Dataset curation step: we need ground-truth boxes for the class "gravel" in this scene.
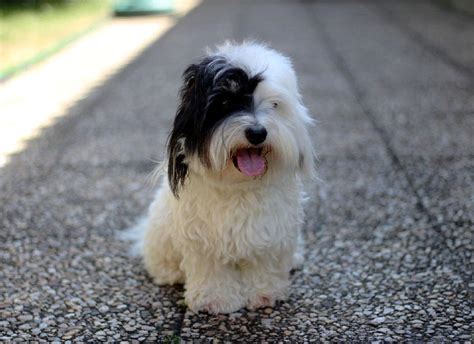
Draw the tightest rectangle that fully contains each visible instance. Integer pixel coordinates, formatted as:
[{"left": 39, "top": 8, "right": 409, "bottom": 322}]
[{"left": 1, "top": 0, "right": 472, "bottom": 341}]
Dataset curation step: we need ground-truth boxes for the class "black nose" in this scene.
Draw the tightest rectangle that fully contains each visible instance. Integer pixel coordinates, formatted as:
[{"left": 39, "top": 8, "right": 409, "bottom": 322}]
[{"left": 245, "top": 125, "right": 267, "bottom": 145}]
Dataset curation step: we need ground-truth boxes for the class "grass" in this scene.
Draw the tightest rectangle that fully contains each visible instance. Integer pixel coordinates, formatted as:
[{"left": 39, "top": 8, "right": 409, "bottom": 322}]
[
  {"left": 0, "top": 0, "right": 112, "bottom": 77},
  {"left": 163, "top": 335, "right": 181, "bottom": 344}
]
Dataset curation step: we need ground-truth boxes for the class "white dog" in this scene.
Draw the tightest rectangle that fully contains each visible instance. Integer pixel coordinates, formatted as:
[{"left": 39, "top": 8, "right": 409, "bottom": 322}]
[{"left": 131, "top": 41, "right": 315, "bottom": 314}]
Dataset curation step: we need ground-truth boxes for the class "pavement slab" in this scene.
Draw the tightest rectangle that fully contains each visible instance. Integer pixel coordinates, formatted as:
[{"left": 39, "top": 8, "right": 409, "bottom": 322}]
[
  {"left": 1, "top": 0, "right": 473, "bottom": 341},
  {"left": 0, "top": 167, "right": 183, "bottom": 342},
  {"left": 310, "top": 1, "right": 473, "bottom": 224},
  {"left": 374, "top": 1, "right": 474, "bottom": 79}
]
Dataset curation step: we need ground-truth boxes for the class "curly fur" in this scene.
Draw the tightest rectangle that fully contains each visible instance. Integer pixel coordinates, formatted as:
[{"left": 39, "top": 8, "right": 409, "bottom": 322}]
[{"left": 128, "top": 41, "right": 315, "bottom": 314}]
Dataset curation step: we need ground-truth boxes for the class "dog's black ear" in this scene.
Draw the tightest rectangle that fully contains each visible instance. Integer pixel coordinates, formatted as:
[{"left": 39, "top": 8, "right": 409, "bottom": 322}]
[
  {"left": 167, "top": 62, "right": 203, "bottom": 197},
  {"left": 167, "top": 56, "right": 230, "bottom": 196}
]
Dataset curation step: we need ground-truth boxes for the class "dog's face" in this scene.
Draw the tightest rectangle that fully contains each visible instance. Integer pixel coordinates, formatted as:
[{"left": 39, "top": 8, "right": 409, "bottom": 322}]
[{"left": 167, "top": 43, "right": 314, "bottom": 196}]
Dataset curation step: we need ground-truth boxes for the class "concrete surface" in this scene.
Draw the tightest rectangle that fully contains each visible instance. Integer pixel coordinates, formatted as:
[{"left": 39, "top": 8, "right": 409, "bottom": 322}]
[{"left": 0, "top": 0, "right": 472, "bottom": 341}]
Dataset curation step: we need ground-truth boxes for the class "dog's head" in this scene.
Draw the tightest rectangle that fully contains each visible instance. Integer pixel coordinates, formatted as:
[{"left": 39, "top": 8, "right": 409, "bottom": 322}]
[{"left": 167, "top": 42, "right": 315, "bottom": 196}]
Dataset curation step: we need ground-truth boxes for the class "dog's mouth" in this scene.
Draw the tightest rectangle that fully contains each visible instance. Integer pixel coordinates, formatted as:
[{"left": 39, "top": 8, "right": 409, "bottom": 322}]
[{"left": 232, "top": 147, "right": 268, "bottom": 177}]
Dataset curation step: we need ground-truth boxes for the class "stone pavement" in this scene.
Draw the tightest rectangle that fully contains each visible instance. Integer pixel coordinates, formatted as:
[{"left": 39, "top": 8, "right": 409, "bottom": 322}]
[{"left": 0, "top": 0, "right": 472, "bottom": 341}]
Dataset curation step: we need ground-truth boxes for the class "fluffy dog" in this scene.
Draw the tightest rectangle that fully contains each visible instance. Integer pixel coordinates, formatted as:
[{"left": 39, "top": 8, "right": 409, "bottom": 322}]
[{"left": 132, "top": 41, "right": 315, "bottom": 314}]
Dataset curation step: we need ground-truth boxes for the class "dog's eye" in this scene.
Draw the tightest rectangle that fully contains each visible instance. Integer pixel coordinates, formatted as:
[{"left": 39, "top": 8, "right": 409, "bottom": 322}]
[
  {"left": 272, "top": 102, "right": 278, "bottom": 109},
  {"left": 222, "top": 100, "right": 229, "bottom": 106}
]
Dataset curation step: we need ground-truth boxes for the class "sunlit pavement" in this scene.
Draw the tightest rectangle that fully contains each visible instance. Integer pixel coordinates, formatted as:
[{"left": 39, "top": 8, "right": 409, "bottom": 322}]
[
  {"left": 0, "top": 0, "right": 473, "bottom": 341},
  {"left": 0, "top": 0, "right": 200, "bottom": 167}
]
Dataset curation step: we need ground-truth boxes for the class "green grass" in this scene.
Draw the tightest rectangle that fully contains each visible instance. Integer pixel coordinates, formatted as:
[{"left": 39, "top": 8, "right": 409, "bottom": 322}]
[
  {"left": 0, "top": 0, "right": 111, "bottom": 77},
  {"left": 163, "top": 334, "right": 181, "bottom": 344}
]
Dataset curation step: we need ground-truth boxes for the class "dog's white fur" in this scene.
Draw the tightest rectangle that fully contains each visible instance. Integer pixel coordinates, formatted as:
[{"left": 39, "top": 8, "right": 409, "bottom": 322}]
[{"left": 130, "top": 42, "right": 315, "bottom": 314}]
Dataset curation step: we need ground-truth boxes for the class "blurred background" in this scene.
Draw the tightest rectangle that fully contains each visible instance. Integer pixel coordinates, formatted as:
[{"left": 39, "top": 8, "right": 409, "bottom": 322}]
[
  {"left": 1, "top": 0, "right": 111, "bottom": 78},
  {"left": 2, "top": 0, "right": 472, "bottom": 79},
  {"left": 0, "top": 0, "right": 199, "bottom": 166},
  {"left": 0, "top": 0, "right": 473, "bottom": 341},
  {"left": 0, "top": 0, "right": 472, "bottom": 166}
]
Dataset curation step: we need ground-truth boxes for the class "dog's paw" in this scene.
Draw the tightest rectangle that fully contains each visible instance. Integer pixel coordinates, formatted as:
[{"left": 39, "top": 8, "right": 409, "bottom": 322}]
[
  {"left": 247, "top": 294, "right": 276, "bottom": 310},
  {"left": 247, "top": 290, "right": 288, "bottom": 311},
  {"left": 186, "top": 292, "right": 246, "bottom": 314}
]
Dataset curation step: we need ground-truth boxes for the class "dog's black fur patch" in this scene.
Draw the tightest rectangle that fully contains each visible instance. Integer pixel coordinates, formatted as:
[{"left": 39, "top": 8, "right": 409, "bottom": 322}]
[{"left": 167, "top": 56, "right": 263, "bottom": 197}]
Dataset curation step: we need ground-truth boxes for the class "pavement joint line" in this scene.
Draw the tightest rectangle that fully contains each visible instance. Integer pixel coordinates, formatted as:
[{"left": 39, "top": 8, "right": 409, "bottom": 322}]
[
  {"left": 305, "top": 3, "right": 455, "bottom": 255},
  {"left": 308, "top": 7, "right": 473, "bottom": 290},
  {"left": 178, "top": 1, "right": 247, "bottom": 336},
  {"left": 371, "top": 2, "right": 474, "bottom": 85}
]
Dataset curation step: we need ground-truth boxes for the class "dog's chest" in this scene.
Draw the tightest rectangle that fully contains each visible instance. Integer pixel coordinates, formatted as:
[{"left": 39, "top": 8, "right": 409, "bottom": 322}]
[{"left": 175, "top": 183, "right": 304, "bottom": 261}]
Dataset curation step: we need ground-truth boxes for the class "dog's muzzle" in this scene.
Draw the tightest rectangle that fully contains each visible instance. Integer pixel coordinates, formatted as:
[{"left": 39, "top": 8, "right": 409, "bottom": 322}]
[{"left": 231, "top": 125, "right": 269, "bottom": 177}]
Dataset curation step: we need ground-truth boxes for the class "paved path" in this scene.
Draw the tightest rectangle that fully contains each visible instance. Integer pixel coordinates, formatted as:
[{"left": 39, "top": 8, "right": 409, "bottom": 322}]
[
  {"left": 1, "top": 0, "right": 472, "bottom": 341},
  {"left": 0, "top": 0, "right": 199, "bottom": 167}
]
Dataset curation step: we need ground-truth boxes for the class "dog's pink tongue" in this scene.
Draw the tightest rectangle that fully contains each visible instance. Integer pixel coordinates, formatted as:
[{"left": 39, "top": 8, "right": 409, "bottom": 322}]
[{"left": 236, "top": 149, "right": 266, "bottom": 177}]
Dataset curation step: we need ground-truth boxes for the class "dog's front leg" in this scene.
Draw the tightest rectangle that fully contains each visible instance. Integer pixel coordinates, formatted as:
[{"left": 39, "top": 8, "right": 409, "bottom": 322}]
[
  {"left": 242, "top": 253, "right": 293, "bottom": 310},
  {"left": 182, "top": 254, "right": 246, "bottom": 314}
]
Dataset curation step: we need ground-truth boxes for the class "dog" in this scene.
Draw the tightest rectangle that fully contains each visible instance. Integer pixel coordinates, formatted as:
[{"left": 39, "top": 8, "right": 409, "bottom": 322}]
[{"left": 131, "top": 41, "right": 315, "bottom": 314}]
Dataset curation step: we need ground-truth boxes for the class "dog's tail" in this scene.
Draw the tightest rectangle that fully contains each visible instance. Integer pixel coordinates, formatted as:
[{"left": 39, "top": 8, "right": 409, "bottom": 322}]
[{"left": 118, "top": 216, "right": 149, "bottom": 257}]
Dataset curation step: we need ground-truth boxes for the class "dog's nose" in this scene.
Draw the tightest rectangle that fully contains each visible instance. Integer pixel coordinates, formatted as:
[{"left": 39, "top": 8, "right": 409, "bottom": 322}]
[{"left": 245, "top": 125, "right": 267, "bottom": 145}]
